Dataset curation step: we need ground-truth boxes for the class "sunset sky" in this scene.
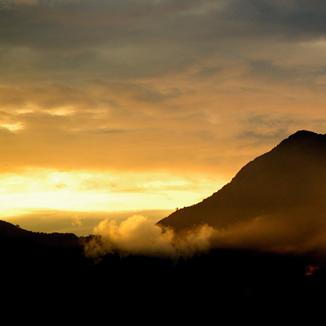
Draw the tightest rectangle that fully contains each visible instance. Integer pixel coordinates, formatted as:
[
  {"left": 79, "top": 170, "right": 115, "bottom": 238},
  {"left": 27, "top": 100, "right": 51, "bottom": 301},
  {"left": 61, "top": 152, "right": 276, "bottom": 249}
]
[{"left": 1, "top": 0, "right": 326, "bottom": 233}]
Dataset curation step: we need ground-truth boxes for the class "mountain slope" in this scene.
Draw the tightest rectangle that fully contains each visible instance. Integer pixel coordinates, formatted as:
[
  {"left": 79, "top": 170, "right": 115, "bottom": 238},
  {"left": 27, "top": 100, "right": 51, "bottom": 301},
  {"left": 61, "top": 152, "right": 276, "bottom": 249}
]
[
  {"left": 159, "top": 130, "right": 326, "bottom": 231},
  {"left": 0, "top": 219, "right": 79, "bottom": 246}
]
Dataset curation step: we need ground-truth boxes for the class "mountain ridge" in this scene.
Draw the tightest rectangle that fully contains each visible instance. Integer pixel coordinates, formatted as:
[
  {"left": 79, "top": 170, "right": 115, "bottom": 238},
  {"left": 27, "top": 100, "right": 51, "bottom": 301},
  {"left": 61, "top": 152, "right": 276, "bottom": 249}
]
[{"left": 159, "top": 130, "right": 326, "bottom": 231}]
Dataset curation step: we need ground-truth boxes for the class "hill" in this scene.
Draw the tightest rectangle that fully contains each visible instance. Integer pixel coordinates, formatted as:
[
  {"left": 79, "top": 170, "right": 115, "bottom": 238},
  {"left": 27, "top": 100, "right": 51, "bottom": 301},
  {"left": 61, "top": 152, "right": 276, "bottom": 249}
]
[{"left": 159, "top": 130, "right": 326, "bottom": 231}]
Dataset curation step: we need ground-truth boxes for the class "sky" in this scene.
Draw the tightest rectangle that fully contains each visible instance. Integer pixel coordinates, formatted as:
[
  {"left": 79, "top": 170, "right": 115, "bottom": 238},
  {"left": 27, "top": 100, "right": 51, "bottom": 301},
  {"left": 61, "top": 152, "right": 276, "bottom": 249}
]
[{"left": 0, "top": 0, "right": 326, "bottom": 233}]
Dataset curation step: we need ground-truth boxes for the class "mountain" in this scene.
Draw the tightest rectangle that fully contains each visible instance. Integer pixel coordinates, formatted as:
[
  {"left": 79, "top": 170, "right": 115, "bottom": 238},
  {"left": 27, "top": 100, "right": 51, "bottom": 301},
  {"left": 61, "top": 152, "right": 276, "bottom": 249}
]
[
  {"left": 0, "top": 219, "right": 80, "bottom": 247},
  {"left": 159, "top": 130, "right": 326, "bottom": 231},
  {"left": 0, "top": 220, "right": 84, "bottom": 277}
]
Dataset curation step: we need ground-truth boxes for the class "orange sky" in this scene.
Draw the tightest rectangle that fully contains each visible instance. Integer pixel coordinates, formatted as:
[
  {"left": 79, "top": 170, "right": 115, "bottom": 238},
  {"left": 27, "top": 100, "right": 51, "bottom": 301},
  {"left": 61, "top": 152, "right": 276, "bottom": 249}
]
[{"left": 0, "top": 1, "right": 326, "bottom": 231}]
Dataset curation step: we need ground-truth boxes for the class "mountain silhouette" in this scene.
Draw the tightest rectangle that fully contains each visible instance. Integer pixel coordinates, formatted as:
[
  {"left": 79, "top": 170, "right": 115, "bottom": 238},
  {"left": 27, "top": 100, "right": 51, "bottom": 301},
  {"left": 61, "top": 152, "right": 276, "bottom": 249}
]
[
  {"left": 159, "top": 130, "right": 326, "bottom": 231},
  {"left": 0, "top": 219, "right": 80, "bottom": 246},
  {"left": 1, "top": 131, "right": 326, "bottom": 308}
]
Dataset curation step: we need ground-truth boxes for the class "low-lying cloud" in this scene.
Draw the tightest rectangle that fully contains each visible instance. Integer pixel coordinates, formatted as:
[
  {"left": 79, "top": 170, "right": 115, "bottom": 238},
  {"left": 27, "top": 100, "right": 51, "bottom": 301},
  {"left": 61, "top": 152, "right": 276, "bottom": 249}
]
[
  {"left": 85, "top": 208, "right": 326, "bottom": 258},
  {"left": 211, "top": 212, "right": 326, "bottom": 253},
  {"left": 85, "top": 215, "right": 215, "bottom": 257},
  {"left": 91, "top": 215, "right": 175, "bottom": 256}
]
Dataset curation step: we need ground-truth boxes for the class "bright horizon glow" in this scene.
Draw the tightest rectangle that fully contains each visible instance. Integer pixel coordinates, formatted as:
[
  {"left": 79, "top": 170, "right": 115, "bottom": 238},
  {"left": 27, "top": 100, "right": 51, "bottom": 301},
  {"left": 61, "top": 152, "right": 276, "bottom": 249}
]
[{"left": 0, "top": 169, "right": 227, "bottom": 219}]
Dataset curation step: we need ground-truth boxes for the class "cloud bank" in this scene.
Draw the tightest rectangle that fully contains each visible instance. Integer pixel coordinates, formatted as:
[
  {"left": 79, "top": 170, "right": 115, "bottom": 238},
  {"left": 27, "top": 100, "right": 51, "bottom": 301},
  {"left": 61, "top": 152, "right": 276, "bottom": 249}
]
[
  {"left": 86, "top": 208, "right": 326, "bottom": 258},
  {"left": 85, "top": 215, "right": 215, "bottom": 257}
]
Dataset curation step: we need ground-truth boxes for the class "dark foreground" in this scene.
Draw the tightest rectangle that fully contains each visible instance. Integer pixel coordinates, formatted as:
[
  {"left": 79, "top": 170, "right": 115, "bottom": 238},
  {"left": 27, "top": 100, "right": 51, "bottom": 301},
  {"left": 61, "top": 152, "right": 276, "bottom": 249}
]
[{"left": 1, "top": 220, "right": 325, "bottom": 315}]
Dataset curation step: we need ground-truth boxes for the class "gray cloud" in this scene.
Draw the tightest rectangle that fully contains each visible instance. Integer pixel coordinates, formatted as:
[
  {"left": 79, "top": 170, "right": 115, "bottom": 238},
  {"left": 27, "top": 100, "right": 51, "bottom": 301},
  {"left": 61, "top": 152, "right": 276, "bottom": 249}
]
[{"left": 1, "top": 0, "right": 326, "bottom": 82}]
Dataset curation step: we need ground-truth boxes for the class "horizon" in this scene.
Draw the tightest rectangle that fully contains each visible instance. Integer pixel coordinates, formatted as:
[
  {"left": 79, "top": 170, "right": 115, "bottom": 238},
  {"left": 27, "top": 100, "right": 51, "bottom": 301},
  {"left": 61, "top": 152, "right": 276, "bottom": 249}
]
[
  {"left": 2, "top": 129, "right": 324, "bottom": 235},
  {"left": 0, "top": 1, "right": 326, "bottom": 234}
]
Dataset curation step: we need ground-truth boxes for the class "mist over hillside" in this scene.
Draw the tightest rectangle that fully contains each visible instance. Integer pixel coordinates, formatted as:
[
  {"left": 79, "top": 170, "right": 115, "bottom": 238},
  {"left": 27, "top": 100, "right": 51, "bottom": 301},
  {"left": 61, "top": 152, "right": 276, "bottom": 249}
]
[{"left": 157, "top": 130, "right": 326, "bottom": 252}]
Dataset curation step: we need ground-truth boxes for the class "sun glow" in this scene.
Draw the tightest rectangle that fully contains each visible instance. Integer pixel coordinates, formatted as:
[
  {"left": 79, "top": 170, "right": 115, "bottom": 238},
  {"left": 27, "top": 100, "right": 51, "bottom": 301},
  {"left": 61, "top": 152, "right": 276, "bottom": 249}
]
[
  {"left": 0, "top": 122, "right": 23, "bottom": 132},
  {"left": 0, "top": 169, "right": 226, "bottom": 219}
]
